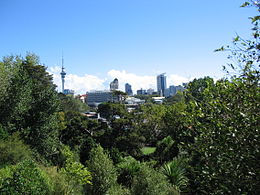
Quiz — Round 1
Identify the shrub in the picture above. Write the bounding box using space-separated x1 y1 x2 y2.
131 164 172 195
117 156 141 188
161 157 188 193
0 160 52 195
0 134 32 167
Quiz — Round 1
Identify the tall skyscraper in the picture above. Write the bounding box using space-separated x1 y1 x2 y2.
110 78 119 90
125 83 133 95
169 85 176 96
60 57 66 94
157 73 167 96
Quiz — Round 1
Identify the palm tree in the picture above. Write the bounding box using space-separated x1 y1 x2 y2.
161 157 188 193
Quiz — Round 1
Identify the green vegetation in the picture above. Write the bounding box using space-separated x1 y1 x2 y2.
87 145 117 195
0 1 259 194
141 147 156 155
0 160 52 195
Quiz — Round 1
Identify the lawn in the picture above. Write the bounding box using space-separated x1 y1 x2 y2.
141 147 156 155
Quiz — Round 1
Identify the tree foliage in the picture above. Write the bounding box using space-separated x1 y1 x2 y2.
131 164 173 195
0 134 33 167
87 145 117 195
60 146 92 194
0 160 52 195
161 157 188 193
0 54 60 159
59 93 88 113
186 3 260 193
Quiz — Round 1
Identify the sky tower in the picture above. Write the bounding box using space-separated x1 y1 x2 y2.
60 56 66 93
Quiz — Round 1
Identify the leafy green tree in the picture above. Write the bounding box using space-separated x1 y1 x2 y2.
98 102 127 120
186 3 260 193
107 184 130 195
0 160 52 195
60 146 92 194
97 116 145 158
187 78 259 194
153 136 179 164
87 145 117 195
131 164 173 195
60 111 90 148
161 102 193 148
111 90 127 103
59 93 88 113
117 156 142 188
164 92 184 105
0 54 60 160
185 77 215 102
138 104 167 144
161 157 188 193
111 118 145 157
0 134 33 167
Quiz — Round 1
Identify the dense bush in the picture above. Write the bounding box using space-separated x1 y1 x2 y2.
0 160 52 195
117 156 142 188
0 134 33 167
131 164 173 195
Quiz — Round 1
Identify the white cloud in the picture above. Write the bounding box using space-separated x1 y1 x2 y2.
48 67 106 94
167 74 190 86
107 69 156 93
48 67 191 94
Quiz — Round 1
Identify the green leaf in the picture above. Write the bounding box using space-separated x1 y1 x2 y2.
240 2 250 7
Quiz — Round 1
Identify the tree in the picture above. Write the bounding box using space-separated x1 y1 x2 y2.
98 102 127 120
58 93 88 113
0 54 60 160
161 157 188 193
117 156 142 188
87 145 117 195
60 146 92 194
137 104 167 145
0 160 52 195
60 111 90 148
131 164 174 195
153 136 179 164
0 134 33 167
185 77 215 102
186 3 260 193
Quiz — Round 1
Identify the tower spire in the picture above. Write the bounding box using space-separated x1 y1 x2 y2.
60 54 66 93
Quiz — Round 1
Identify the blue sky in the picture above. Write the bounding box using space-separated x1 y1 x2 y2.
0 0 257 94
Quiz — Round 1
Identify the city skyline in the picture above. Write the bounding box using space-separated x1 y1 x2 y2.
55 64 188 94
1 0 257 94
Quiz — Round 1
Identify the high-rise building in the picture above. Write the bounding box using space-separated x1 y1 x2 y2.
137 89 147 95
169 85 176 96
157 73 167 96
110 78 119 90
125 83 133 95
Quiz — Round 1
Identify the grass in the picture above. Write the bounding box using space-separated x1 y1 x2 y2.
141 147 156 155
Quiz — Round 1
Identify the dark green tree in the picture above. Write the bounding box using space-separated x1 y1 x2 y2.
87 145 117 195
98 102 127 120
0 54 60 160
131 163 175 195
0 160 52 195
58 93 88 113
